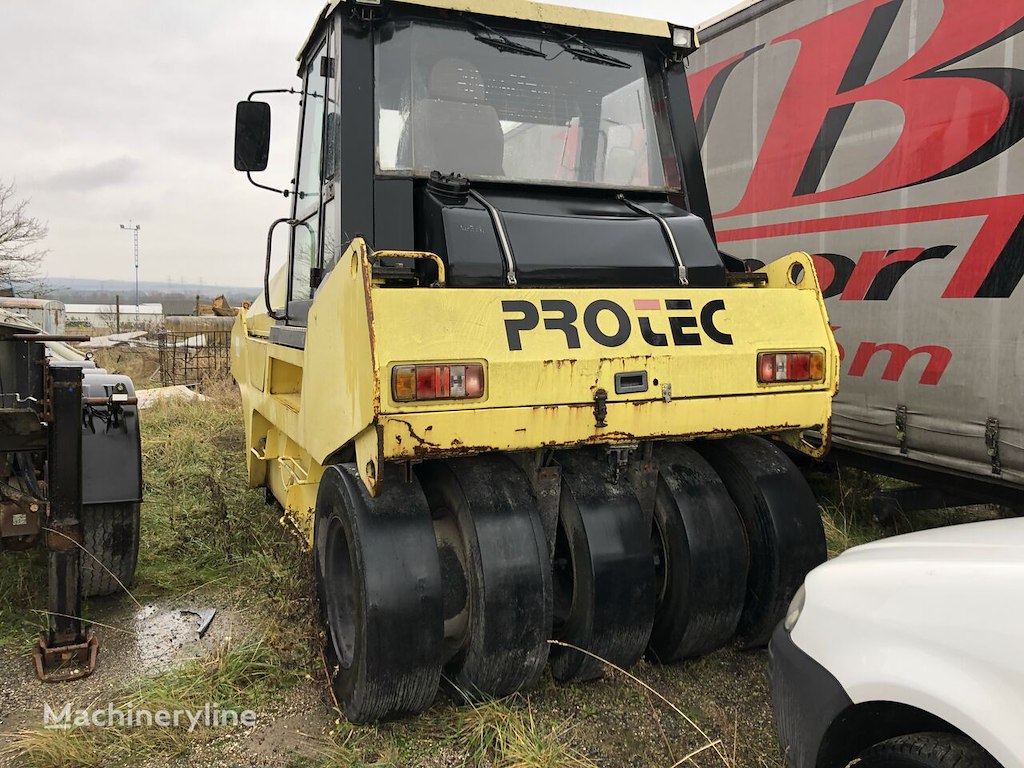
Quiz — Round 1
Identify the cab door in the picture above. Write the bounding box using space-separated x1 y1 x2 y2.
287 22 340 325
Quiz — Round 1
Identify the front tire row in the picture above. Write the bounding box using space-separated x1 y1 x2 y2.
313 437 825 722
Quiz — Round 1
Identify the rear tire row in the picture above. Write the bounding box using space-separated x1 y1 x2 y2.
315 436 825 723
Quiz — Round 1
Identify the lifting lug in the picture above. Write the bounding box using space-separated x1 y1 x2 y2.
593 388 608 428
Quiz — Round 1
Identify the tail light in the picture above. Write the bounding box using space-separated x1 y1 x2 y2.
757 351 825 383
392 363 485 402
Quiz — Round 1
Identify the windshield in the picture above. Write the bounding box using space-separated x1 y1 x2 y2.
375 19 679 190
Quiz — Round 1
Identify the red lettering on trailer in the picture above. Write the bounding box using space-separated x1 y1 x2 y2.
848 342 952 385
718 195 1024 299
702 0 1024 218
688 50 749 115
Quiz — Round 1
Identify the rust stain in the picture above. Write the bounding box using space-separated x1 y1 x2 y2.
542 358 579 369
390 418 441 450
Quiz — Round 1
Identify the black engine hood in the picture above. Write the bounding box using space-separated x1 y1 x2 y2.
414 184 727 289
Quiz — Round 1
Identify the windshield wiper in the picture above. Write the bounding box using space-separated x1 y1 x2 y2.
468 18 546 58
556 34 630 68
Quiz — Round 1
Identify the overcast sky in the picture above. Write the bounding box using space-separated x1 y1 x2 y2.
0 1 739 288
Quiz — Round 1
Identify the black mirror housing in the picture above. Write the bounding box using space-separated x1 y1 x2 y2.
234 101 271 172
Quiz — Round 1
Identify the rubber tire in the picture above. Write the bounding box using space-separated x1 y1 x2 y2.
416 456 551 699
81 502 141 598
647 444 748 662
550 449 655 682
858 732 1000 768
314 464 443 723
697 436 826 649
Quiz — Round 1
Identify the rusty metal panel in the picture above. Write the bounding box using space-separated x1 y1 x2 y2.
379 390 832 459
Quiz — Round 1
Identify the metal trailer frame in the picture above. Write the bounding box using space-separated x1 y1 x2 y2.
0 332 141 681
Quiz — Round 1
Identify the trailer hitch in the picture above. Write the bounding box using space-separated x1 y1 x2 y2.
82 383 138 433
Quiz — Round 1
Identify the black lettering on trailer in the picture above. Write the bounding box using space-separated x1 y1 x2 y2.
502 300 539 351
583 300 631 347
814 252 857 299
540 299 581 349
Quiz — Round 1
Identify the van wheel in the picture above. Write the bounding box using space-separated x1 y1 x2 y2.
81 502 141 598
858 732 999 768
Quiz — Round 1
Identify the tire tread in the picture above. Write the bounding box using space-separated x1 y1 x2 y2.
80 502 141 598
860 732 1000 768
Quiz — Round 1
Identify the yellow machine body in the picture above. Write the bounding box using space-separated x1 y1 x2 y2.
232 241 838 543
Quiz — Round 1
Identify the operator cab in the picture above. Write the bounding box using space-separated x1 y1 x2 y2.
234 0 723 331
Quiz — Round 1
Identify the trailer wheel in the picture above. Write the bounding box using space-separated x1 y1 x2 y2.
314 464 443 723
697 437 826 649
647 444 748 662
416 456 550 699
550 449 655 682
81 502 141 598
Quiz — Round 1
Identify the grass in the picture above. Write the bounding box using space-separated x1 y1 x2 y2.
0 549 47 648
448 696 597 768
7 637 290 768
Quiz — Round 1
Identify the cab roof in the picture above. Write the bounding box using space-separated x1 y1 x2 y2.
299 0 671 60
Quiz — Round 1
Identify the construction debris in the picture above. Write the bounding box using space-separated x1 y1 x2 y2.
79 330 149 349
136 385 208 409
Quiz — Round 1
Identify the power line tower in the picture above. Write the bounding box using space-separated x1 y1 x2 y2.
119 221 141 326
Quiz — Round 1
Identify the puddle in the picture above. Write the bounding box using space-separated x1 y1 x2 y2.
0 595 248 738
91 599 242 679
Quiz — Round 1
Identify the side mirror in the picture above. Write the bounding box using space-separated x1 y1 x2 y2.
234 101 271 172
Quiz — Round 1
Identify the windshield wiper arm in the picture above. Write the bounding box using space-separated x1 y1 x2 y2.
467 18 546 58
556 34 630 68
475 34 547 57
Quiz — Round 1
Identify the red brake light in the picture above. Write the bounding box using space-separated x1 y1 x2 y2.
393 363 485 402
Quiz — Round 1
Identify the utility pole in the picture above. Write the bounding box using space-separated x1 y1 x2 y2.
119 221 141 326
